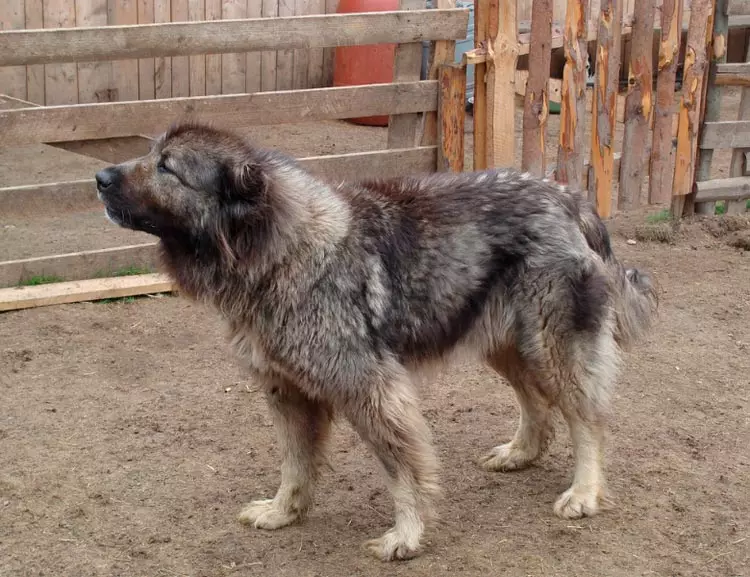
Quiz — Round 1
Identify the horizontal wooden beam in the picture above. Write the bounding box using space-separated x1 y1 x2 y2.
715 62 750 86
694 176 750 202
0 9 469 66
0 147 437 219
0 273 175 312
0 82 438 146
700 120 750 149
0 244 160 288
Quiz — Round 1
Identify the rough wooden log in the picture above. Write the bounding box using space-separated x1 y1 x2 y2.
693 176 750 201
473 0 489 170
588 0 623 218
556 0 589 189
437 63 467 172
522 0 553 176
671 0 717 218
618 0 655 209
695 0 729 215
649 0 683 204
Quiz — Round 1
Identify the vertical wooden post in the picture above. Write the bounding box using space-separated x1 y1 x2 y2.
485 0 519 168
618 0 654 209
0 1 27 101
671 0 717 218
474 0 489 170
387 0 427 148
522 0 553 176
694 0 728 215
648 0 683 205
438 63 468 172
422 0 459 147
588 0 622 218
728 33 750 214
556 0 589 189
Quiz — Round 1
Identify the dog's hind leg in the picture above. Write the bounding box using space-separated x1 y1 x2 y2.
239 378 332 530
346 368 440 562
479 350 554 471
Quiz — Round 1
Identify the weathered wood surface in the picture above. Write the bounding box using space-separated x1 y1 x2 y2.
485 0 519 168
715 62 750 85
727 34 750 213
522 0 553 176
473 0 489 170
556 0 589 189
589 0 622 218
700 121 750 149
693 176 750 201
649 0 683 204
0 81 439 146
24 0 45 104
437 63 466 172
0 274 175 312
695 0 729 215
0 180 97 219
671 0 716 218
0 9 469 67
730 0 750 14
618 0 654 209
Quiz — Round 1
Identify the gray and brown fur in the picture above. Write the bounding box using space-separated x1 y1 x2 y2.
95 121 658 561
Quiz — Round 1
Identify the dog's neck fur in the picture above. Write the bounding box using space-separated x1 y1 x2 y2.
159 161 352 319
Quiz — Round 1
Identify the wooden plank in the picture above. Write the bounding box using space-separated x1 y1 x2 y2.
109 0 140 101
205 0 222 95
421 0 457 147
138 0 156 100
618 0 655 209
473 0 489 170
188 0 207 96
170 0 191 97
700 121 750 148
277 0 296 90
671 0 716 218
387 0 426 149
649 0 683 204
0 0 27 100
522 0 553 176
322 0 339 87
154 0 172 99
308 0 327 88
693 176 750 201
24 0 45 105
588 0 622 218
728 32 750 213
695 0 729 215
556 0 590 189
246 0 262 94
0 274 175 313
44 0 79 106
77 0 114 104
715 62 750 85
729 0 750 14
485 0 519 168
0 81 439 146
437 63 466 172
0 148 438 218
293 0 311 90
0 244 161 288
261 0 279 92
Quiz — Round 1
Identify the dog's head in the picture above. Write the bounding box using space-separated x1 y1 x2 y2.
95 121 273 257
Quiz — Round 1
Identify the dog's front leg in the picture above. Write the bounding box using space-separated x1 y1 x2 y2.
239 378 333 530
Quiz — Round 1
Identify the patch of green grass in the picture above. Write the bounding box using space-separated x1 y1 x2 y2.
646 208 672 223
18 275 64 287
715 201 727 215
746 199 750 210
94 265 154 278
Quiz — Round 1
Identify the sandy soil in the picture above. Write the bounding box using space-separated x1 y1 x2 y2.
1 90 749 577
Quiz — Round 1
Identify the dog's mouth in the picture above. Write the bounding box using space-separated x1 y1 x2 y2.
102 200 161 236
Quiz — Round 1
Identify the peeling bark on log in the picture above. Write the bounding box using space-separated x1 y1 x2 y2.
649 0 683 204
588 0 623 218
671 0 717 218
522 0 552 176
438 63 467 172
556 0 589 189
694 0 729 215
618 0 654 209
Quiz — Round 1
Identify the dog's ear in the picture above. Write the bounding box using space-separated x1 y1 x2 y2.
220 161 268 205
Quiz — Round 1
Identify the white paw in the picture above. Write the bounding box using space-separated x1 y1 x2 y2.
363 528 422 562
478 442 535 472
553 487 602 519
237 498 300 530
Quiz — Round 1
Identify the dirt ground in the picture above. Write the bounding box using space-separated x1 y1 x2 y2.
1 91 749 577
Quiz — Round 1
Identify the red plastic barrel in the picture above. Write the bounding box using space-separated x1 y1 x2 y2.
333 0 400 126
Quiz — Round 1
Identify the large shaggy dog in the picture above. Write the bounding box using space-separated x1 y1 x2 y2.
95 121 657 561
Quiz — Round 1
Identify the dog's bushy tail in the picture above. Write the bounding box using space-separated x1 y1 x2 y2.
579 206 658 350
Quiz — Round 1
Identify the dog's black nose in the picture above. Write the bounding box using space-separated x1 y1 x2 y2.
95 167 120 193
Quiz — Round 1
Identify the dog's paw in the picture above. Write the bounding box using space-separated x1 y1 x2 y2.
237 498 300 530
363 529 422 562
478 443 535 472
553 487 604 519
